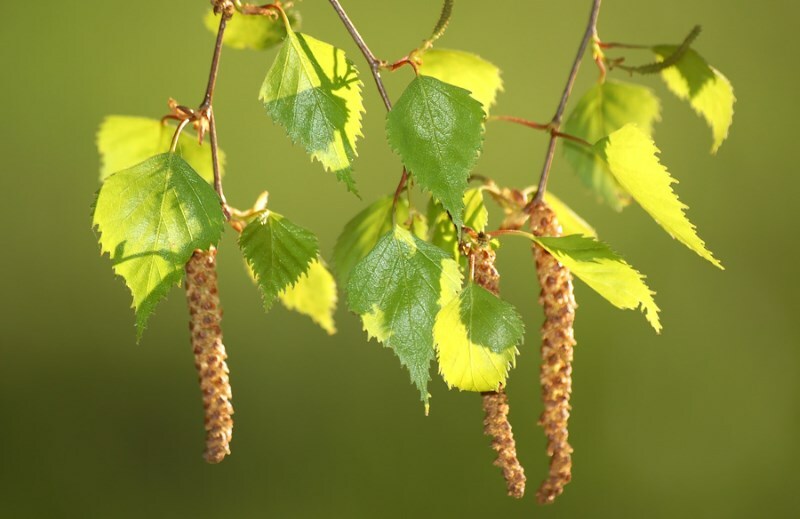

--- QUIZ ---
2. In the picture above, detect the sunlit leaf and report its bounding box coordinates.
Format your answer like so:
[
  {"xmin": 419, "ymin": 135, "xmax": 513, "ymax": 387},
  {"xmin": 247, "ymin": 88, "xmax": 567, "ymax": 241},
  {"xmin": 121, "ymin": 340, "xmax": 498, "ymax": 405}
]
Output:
[{"xmin": 419, "ymin": 49, "xmax": 503, "ymax": 112}]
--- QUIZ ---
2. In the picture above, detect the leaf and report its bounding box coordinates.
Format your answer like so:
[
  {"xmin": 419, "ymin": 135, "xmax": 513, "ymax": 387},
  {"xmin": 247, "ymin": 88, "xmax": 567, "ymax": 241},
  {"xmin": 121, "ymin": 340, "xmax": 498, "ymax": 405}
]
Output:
[
  {"xmin": 279, "ymin": 258, "xmax": 337, "ymax": 335},
  {"xmin": 204, "ymin": 8, "xmax": 300, "ymax": 51},
  {"xmin": 562, "ymin": 79, "xmax": 661, "ymax": 210},
  {"xmin": 428, "ymin": 188, "xmax": 489, "ymax": 258},
  {"xmin": 386, "ymin": 76, "xmax": 485, "ymax": 227},
  {"xmin": 418, "ymin": 49, "xmax": 503, "ymax": 112},
  {"xmin": 347, "ymin": 226, "xmax": 462, "ymax": 402},
  {"xmin": 333, "ymin": 196, "xmax": 412, "ymax": 286},
  {"xmin": 97, "ymin": 116, "xmax": 225, "ymax": 184},
  {"xmin": 544, "ymin": 192, "xmax": 597, "ymax": 238},
  {"xmin": 595, "ymin": 124, "xmax": 722, "ymax": 268},
  {"xmin": 92, "ymin": 153, "xmax": 225, "ymax": 339},
  {"xmin": 434, "ymin": 283, "xmax": 523, "ymax": 392},
  {"xmin": 239, "ymin": 211, "xmax": 319, "ymax": 311},
  {"xmin": 532, "ymin": 234, "xmax": 661, "ymax": 332},
  {"xmin": 653, "ymin": 46, "xmax": 735, "ymax": 153},
  {"xmin": 259, "ymin": 28, "xmax": 364, "ymax": 192}
]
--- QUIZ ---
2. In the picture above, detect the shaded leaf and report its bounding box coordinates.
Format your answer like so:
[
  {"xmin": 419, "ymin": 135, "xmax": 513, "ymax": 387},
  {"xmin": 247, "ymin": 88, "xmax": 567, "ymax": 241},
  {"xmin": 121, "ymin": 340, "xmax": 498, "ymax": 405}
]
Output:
[
  {"xmin": 429, "ymin": 188, "xmax": 489, "ymax": 258},
  {"xmin": 434, "ymin": 282, "xmax": 522, "ymax": 391}
]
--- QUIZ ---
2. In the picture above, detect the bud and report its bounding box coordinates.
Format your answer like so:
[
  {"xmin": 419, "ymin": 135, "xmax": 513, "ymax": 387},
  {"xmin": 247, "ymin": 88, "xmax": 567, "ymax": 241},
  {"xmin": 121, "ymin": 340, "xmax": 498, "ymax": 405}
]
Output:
[{"xmin": 185, "ymin": 247, "xmax": 234, "ymax": 464}]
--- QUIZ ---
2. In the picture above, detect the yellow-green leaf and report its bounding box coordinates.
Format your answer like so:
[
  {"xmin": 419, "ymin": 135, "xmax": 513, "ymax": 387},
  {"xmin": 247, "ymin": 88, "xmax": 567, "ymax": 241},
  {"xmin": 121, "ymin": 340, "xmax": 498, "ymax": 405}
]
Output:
[
  {"xmin": 97, "ymin": 116, "xmax": 224, "ymax": 184},
  {"xmin": 434, "ymin": 283, "xmax": 522, "ymax": 391},
  {"xmin": 562, "ymin": 80, "xmax": 661, "ymax": 210},
  {"xmin": 595, "ymin": 124, "xmax": 722, "ymax": 268},
  {"xmin": 428, "ymin": 188, "xmax": 489, "ymax": 258},
  {"xmin": 203, "ymin": 8, "xmax": 300, "ymax": 51},
  {"xmin": 544, "ymin": 192, "xmax": 597, "ymax": 238},
  {"xmin": 279, "ymin": 258, "xmax": 337, "ymax": 335},
  {"xmin": 654, "ymin": 46, "xmax": 735, "ymax": 153},
  {"xmin": 419, "ymin": 49, "xmax": 503, "ymax": 113},
  {"xmin": 533, "ymin": 234, "xmax": 661, "ymax": 332}
]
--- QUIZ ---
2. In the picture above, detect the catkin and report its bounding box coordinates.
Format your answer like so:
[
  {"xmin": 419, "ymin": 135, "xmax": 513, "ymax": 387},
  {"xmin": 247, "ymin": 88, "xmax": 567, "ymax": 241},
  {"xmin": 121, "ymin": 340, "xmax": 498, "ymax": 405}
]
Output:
[
  {"xmin": 528, "ymin": 200, "xmax": 577, "ymax": 504},
  {"xmin": 474, "ymin": 245, "xmax": 527, "ymax": 499},
  {"xmin": 185, "ymin": 247, "xmax": 234, "ymax": 464}
]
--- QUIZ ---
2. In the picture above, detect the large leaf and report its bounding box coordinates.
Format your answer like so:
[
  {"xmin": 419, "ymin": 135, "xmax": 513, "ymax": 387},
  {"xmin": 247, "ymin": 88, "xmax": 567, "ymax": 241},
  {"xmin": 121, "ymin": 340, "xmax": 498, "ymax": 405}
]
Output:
[
  {"xmin": 386, "ymin": 76, "xmax": 485, "ymax": 227},
  {"xmin": 532, "ymin": 234, "xmax": 661, "ymax": 332},
  {"xmin": 92, "ymin": 153, "xmax": 225, "ymax": 339},
  {"xmin": 562, "ymin": 80, "xmax": 661, "ymax": 210},
  {"xmin": 434, "ymin": 283, "xmax": 523, "ymax": 391},
  {"xmin": 418, "ymin": 49, "xmax": 503, "ymax": 113},
  {"xmin": 654, "ymin": 46, "xmax": 735, "ymax": 153},
  {"xmin": 279, "ymin": 258, "xmax": 337, "ymax": 335},
  {"xmin": 333, "ymin": 196, "xmax": 412, "ymax": 286},
  {"xmin": 97, "ymin": 116, "xmax": 224, "ymax": 184},
  {"xmin": 595, "ymin": 124, "xmax": 722, "ymax": 268},
  {"xmin": 259, "ymin": 28, "xmax": 364, "ymax": 192},
  {"xmin": 204, "ymin": 8, "xmax": 300, "ymax": 51},
  {"xmin": 239, "ymin": 211, "xmax": 319, "ymax": 311},
  {"xmin": 428, "ymin": 188, "xmax": 489, "ymax": 258},
  {"xmin": 347, "ymin": 226, "xmax": 462, "ymax": 404}
]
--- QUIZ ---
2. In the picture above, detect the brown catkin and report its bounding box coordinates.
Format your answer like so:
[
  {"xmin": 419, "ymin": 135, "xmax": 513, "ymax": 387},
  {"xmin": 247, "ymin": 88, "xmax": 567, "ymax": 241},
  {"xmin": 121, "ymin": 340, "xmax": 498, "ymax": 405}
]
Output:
[
  {"xmin": 528, "ymin": 200, "xmax": 577, "ymax": 505},
  {"xmin": 474, "ymin": 245, "xmax": 527, "ymax": 499},
  {"xmin": 185, "ymin": 247, "xmax": 234, "ymax": 464}
]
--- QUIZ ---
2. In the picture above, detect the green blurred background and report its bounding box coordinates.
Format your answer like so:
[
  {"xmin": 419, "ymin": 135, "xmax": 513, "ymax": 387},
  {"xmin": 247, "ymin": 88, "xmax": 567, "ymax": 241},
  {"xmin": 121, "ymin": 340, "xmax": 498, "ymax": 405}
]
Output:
[{"xmin": 2, "ymin": 0, "xmax": 798, "ymax": 517}]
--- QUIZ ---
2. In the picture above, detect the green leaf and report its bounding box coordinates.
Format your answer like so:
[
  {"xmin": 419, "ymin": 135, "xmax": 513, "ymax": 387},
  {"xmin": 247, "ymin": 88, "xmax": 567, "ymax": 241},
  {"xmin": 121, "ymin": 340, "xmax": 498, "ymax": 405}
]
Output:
[
  {"xmin": 347, "ymin": 226, "xmax": 462, "ymax": 403},
  {"xmin": 433, "ymin": 282, "xmax": 522, "ymax": 392},
  {"xmin": 544, "ymin": 192, "xmax": 597, "ymax": 238},
  {"xmin": 429, "ymin": 188, "xmax": 489, "ymax": 258},
  {"xmin": 92, "ymin": 154, "xmax": 225, "ymax": 339},
  {"xmin": 562, "ymin": 80, "xmax": 661, "ymax": 210},
  {"xmin": 333, "ymin": 196, "xmax": 412, "ymax": 286},
  {"xmin": 418, "ymin": 49, "xmax": 503, "ymax": 112},
  {"xmin": 653, "ymin": 46, "xmax": 735, "ymax": 153},
  {"xmin": 259, "ymin": 28, "xmax": 364, "ymax": 192},
  {"xmin": 239, "ymin": 211, "xmax": 319, "ymax": 311},
  {"xmin": 279, "ymin": 258, "xmax": 337, "ymax": 335},
  {"xmin": 97, "ymin": 116, "xmax": 224, "ymax": 184},
  {"xmin": 595, "ymin": 124, "xmax": 722, "ymax": 268},
  {"xmin": 386, "ymin": 76, "xmax": 485, "ymax": 227},
  {"xmin": 204, "ymin": 8, "xmax": 300, "ymax": 51},
  {"xmin": 533, "ymin": 234, "xmax": 661, "ymax": 332}
]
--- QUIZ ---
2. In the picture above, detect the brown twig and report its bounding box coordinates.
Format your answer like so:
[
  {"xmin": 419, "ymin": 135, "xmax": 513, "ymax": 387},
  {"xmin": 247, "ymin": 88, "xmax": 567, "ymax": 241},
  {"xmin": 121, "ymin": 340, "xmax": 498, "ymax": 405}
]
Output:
[{"xmin": 533, "ymin": 0, "xmax": 603, "ymax": 203}]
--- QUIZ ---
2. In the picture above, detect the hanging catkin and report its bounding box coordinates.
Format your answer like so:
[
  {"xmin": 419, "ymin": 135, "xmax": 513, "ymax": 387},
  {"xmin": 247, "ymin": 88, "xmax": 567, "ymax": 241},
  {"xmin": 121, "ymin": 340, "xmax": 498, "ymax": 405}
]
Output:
[
  {"xmin": 474, "ymin": 244, "xmax": 527, "ymax": 499},
  {"xmin": 528, "ymin": 200, "xmax": 577, "ymax": 504},
  {"xmin": 185, "ymin": 247, "xmax": 234, "ymax": 464}
]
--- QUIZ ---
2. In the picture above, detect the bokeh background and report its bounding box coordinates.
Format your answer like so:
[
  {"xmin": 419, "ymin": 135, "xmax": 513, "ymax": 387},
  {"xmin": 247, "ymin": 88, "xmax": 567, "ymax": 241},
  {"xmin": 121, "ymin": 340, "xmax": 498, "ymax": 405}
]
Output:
[{"xmin": 2, "ymin": 0, "xmax": 798, "ymax": 517}]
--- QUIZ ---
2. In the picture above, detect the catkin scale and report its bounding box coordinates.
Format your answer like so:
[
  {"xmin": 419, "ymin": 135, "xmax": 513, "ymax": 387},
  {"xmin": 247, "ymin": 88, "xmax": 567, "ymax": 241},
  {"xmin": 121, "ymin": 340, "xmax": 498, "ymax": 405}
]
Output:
[
  {"xmin": 528, "ymin": 200, "xmax": 577, "ymax": 505},
  {"xmin": 474, "ymin": 245, "xmax": 527, "ymax": 499},
  {"xmin": 185, "ymin": 247, "xmax": 234, "ymax": 464}
]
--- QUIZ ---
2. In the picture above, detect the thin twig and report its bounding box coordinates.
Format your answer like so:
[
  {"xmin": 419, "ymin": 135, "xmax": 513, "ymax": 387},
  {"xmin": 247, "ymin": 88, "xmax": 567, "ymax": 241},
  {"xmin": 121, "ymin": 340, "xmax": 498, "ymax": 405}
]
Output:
[
  {"xmin": 208, "ymin": 110, "xmax": 230, "ymax": 220},
  {"xmin": 533, "ymin": 0, "xmax": 603, "ymax": 203},
  {"xmin": 170, "ymin": 119, "xmax": 192, "ymax": 153},
  {"xmin": 489, "ymin": 115, "xmax": 550, "ymax": 131},
  {"xmin": 327, "ymin": 0, "xmax": 393, "ymax": 111}
]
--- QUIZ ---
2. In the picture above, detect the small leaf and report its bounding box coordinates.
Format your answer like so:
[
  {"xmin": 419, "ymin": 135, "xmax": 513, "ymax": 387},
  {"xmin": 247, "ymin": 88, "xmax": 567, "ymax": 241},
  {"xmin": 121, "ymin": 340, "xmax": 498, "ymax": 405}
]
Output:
[
  {"xmin": 429, "ymin": 188, "xmax": 489, "ymax": 258},
  {"xmin": 279, "ymin": 258, "xmax": 337, "ymax": 335},
  {"xmin": 347, "ymin": 226, "xmax": 462, "ymax": 403},
  {"xmin": 653, "ymin": 46, "xmax": 735, "ymax": 153},
  {"xmin": 259, "ymin": 29, "xmax": 364, "ymax": 192},
  {"xmin": 434, "ymin": 282, "xmax": 523, "ymax": 392},
  {"xmin": 204, "ymin": 8, "xmax": 300, "ymax": 51},
  {"xmin": 544, "ymin": 192, "xmax": 597, "ymax": 238},
  {"xmin": 97, "ymin": 116, "xmax": 224, "ymax": 184},
  {"xmin": 239, "ymin": 211, "xmax": 319, "ymax": 311},
  {"xmin": 386, "ymin": 76, "xmax": 485, "ymax": 227},
  {"xmin": 333, "ymin": 196, "xmax": 411, "ymax": 286},
  {"xmin": 532, "ymin": 234, "xmax": 661, "ymax": 332},
  {"xmin": 92, "ymin": 154, "xmax": 225, "ymax": 339},
  {"xmin": 595, "ymin": 124, "xmax": 722, "ymax": 268},
  {"xmin": 562, "ymin": 80, "xmax": 661, "ymax": 210},
  {"xmin": 419, "ymin": 49, "xmax": 503, "ymax": 112}
]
